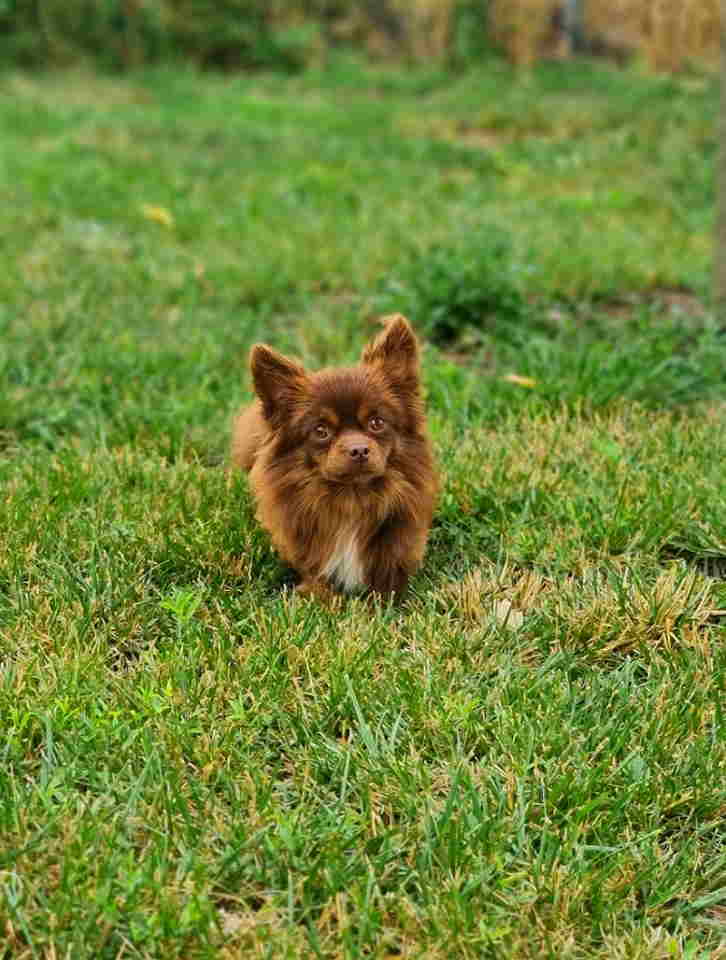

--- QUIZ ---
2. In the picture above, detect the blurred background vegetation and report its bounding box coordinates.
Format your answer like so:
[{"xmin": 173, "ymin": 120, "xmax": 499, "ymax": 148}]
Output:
[{"xmin": 0, "ymin": 0, "xmax": 719, "ymax": 74}]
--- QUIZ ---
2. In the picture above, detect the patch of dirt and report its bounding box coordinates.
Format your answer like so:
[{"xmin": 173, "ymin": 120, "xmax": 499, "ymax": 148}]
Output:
[
  {"xmin": 448, "ymin": 128, "xmax": 508, "ymax": 150},
  {"xmin": 661, "ymin": 545, "xmax": 726, "ymax": 582},
  {"xmin": 441, "ymin": 346, "xmax": 495, "ymax": 368},
  {"xmin": 596, "ymin": 288, "xmax": 707, "ymax": 319},
  {"xmin": 651, "ymin": 287, "xmax": 707, "ymax": 317},
  {"xmin": 397, "ymin": 112, "xmax": 511, "ymax": 151},
  {"xmin": 6, "ymin": 71, "xmax": 153, "ymax": 109}
]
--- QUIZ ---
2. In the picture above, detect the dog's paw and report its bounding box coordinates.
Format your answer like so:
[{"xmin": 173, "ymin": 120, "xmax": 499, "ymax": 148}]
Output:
[{"xmin": 295, "ymin": 579, "xmax": 342, "ymax": 607}]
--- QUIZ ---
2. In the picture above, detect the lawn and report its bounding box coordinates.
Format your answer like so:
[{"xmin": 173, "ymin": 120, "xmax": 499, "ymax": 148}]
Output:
[{"xmin": 1, "ymin": 56, "xmax": 725, "ymax": 958}]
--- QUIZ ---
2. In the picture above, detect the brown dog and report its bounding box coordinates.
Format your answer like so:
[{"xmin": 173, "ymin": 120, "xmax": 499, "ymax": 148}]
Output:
[{"xmin": 232, "ymin": 315, "xmax": 438, "ymax": 597}]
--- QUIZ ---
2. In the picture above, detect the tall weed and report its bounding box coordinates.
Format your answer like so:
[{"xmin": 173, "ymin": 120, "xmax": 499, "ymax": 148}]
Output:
[{"xmin": 377, "ymin": 229, "xmax": 528, "ymax": 345}]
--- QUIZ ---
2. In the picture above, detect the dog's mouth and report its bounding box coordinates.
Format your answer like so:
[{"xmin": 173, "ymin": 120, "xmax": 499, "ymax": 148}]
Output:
[{"xmin": 321, "ymin": 464, "xmax": 385, "ymax": 486}]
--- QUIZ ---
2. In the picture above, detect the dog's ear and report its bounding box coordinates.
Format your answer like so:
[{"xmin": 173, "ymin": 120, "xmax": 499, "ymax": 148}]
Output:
[
  {"xmin": 250, "ymin": 344, "xmax": 308, "ymax": 424},
  {"xmin": 362, "ymin": 314, "xmax": 420, "ymax": 392}
]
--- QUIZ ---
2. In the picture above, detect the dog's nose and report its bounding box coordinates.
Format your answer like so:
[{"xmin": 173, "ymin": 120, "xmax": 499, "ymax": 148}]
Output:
[{"xmin": 349, "ymin": 444, "xmax": 369, "ymax": 461}]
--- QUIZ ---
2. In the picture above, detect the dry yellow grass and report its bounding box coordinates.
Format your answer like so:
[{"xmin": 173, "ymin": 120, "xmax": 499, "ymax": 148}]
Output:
[
  {"xmin": 490, "ymin": 0, "xmax": 720, "ymax": 70},
  {"xmin": 314, "ymin": 0, "xmax": 457, "ymax": 61},
  {"xmin": 440, "ymin": 559, "xmax": 719, "ymax": 660},
  {"xmin": 489, "ymin": 0, "xmax": 563, "ymax": 68},
  {"xmin": 277, "ymin": 0, "xmax": 719, "ymax": 70},
  {"xmin": 587, "ymin": 0, "xmax": 720, "ymax": 71},
  {"xmin": 398, "ymin": 0, "xmax": 457, "ymax": 60}
]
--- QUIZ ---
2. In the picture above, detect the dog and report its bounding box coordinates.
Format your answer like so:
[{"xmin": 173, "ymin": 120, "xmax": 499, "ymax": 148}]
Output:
[{"xmin": 232, "ymin": 314, "xmax": 438, "ymax": 598}]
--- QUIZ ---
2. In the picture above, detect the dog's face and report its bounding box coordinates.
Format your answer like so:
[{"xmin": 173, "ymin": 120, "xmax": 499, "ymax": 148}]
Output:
[
  {"xmin": 250, "ymin": 315, "xmax": 423, "ymax": 487},
  {"xmin": 297, "ymin": 367, "xmax": 399, "ymax": 484}
]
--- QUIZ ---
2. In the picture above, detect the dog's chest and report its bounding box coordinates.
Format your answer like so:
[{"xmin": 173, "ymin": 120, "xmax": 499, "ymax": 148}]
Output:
[{"xmin": 321, "ymin": 528, "xmax": 365, "ymax": 592}]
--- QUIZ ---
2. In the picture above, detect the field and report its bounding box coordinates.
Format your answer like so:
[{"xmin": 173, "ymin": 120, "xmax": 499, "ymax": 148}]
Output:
[{"xmin": 1, "ymin": 57, "xmax": 725, "ymax": 958}]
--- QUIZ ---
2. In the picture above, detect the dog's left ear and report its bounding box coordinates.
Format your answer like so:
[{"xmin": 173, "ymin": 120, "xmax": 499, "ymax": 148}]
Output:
[
  {"xmin": 362, "ymin": 314, "xmax": 420, "ymax": 392},
  {"xmin": 250, "ymin": 344, "xmax": 308, "ymax": 426}
]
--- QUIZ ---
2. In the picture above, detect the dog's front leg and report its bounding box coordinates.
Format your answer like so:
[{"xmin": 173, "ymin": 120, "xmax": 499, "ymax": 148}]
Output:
[{"xmin": 365, "ymin": 509, "xmax": 427, "ymax": 598}]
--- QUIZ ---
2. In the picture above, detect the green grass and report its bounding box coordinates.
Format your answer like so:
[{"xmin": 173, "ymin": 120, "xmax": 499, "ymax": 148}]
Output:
[{"xmin": 1, "ymin": 57, "xmax": 726, "ymax": 958}]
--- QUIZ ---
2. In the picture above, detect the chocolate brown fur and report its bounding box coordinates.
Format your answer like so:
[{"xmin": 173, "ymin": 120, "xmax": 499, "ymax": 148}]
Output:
[{"xmin": 231, "ymin": 315, "xmax": 438, "ymax": 597}]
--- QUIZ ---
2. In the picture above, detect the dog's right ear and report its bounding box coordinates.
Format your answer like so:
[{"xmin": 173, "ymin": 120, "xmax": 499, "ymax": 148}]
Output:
[{"xmin": 250, "ymin": 344, "xmax": 308, "ymax": 424}]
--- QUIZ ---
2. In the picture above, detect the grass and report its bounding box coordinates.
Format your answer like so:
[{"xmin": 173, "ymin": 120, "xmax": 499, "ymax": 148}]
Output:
[{"xmin": 1, "ymin": 55, "xmax": 726, "ymax": 958}]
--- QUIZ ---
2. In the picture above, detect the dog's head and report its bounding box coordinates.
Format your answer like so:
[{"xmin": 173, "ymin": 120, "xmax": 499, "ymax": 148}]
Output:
[{"xmin": 250, "ymin": 314, "xmax": 423, "ymax": 486}]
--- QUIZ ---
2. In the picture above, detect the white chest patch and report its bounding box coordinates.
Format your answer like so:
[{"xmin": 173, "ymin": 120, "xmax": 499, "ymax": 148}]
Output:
[{"xmin": 321, "ymin": 529, "xmax": 365, "ymax": 593}]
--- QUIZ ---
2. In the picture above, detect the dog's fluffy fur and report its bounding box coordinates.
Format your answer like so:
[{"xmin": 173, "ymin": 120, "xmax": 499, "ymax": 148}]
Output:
[{"xmin": 231, "ymin": 315, "xmax": 438, "ymax": 597}]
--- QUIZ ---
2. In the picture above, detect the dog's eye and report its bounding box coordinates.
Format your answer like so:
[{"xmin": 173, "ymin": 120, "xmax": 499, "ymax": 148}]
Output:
[
  {"xmin": 314, "ymin": 424, "xmax": 330, "ymax": 441},
  {"xmin": 368, "ymin": 416, "xmax": 385, "ymax": 433}
]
